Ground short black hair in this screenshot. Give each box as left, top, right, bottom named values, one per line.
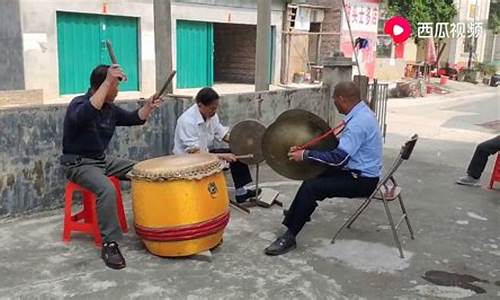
left=333, top=81, right=361, bottom=102
left=195, top=87, right=219, bottom=105
left=90, top=64, right=110, bottom=91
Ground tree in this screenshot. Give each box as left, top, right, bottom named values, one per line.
left=386, top=0, right=457, bottom=43
left=488, top=0, right=500, bottom=34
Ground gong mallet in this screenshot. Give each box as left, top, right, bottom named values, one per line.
left=235, top=154, right=254, bottom=160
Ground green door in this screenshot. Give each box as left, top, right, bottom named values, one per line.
left=269, top=26, right=275, bottom=84
left=100, top=15, right=139, bottom=91
left=176, top=20, right=214, bottom=88
left=57, top=12, right=139, bottom=94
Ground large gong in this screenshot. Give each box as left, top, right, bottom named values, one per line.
left=229, top=119, right=266, bottom=165
left=262, top=109, right=338, bottom=180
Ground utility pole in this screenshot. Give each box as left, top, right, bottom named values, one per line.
left=154, top=0, right=173, bottom=93
left=467, top=2, right=478, bottom=69
left=255, top=0, right=271, bottom=91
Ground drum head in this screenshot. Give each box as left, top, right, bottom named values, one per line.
left=128, top=153, right=225, bottom=181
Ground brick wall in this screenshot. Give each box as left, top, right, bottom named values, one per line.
left=214, top=23, right=257, bottom=84
left=307, top=0, right=342, bottom=59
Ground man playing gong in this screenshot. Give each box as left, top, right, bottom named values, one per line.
left=173, top=87, right=260, bottom=203
left=265, top=81, right=383, bottom=256
left=61, top=64, right=162, bottom=269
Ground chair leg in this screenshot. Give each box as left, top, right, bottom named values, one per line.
left=346, top=197, right=373, bottom=229
left=397, top=194, right=415, bottom=240
left=331, top=198, right=372, bottom=244
left=381, top=197, right=405, bottom=258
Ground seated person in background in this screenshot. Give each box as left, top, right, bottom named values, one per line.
left=264, top=81, right=383, bottom=256
left=456, top=135, right=500, bottom=186
left=173, top=87, right=260, bottom=203
left=61, top=64, right=161, bottom=269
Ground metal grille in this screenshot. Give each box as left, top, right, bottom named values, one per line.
left=368, top=80, right=389, bottom=142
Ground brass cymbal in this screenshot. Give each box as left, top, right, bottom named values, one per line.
left=262, top=110, right=338, bottom=180
left=229, top=119, right=266, bottom=165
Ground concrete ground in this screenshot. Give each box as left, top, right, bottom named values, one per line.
left=0, top=87, right=499, bottom=299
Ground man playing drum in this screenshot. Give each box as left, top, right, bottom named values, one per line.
left=264, top=81, right=383, bottom=256
left=60, top=64, right=161, bottom=269
left=173, top=87, right=260, bottom=203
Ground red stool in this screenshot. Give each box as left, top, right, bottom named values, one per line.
left=488, top=154, right=500, bottom=189
left=62, top=176, right=128, bottom=246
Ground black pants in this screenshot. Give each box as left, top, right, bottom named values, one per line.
left=210, top=149, right=253, bottom=189
left=467, top=136, right=500, bottom=179
left=283, top=168, right=379, bottom=236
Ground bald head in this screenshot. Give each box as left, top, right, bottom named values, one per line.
left=333, top=81, right=361, bottom=103
left=332, top=81, right=362, bottom=115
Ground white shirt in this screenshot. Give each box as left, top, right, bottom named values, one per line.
left=173, top=104, right=229, bottom=154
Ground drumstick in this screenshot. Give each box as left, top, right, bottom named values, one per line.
left=105, top=40, right=123, bottom=81
left=105, top=40, right=118, bottom=64
left=156, top=70, right=177, bottom=99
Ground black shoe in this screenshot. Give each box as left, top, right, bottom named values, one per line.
left=101, top=241, right=126, bottom=270
left=235, top=188, right=262, bottom=204
left=264, top=234, right=297, bottom=256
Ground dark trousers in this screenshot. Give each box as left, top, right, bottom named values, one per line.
left=61, top=155, right=135, bottom=243
left=283, top=168, right=379, bottom=236
left=467, top=136, right=500, bottom=179
left=210, top=149, right=253, bottom=189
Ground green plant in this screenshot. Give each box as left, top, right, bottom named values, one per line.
left=464, top=69, right=478, bottom=84
left=476, top=62, right=497, bottom=76
left=488, top=0, right=500, bottom=34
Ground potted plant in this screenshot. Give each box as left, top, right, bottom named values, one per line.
left=475, top=62, right=497, bottom=84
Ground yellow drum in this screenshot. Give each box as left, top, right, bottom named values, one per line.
left=128, top=153, right=230, bottom=257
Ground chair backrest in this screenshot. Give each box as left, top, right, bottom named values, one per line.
left=378, top=134, right=419, bottom=186
left=401, top=134, right=419, bottom=160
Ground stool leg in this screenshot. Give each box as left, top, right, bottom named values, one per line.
left=62, top=185, right=74, bottom=243
left=489, top=155, right=500, bottom=189
left=87, top=194, right=102, bottom=247
left=110, top=177, right=128, bottom=233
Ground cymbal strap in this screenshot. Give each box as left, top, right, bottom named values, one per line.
left=298, top=121, right=346, bottom=150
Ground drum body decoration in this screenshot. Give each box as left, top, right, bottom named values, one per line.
left=128, top=153, right=230, bottom=257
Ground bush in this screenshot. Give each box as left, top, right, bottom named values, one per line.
left=475, top=62, right=497, bottom=76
